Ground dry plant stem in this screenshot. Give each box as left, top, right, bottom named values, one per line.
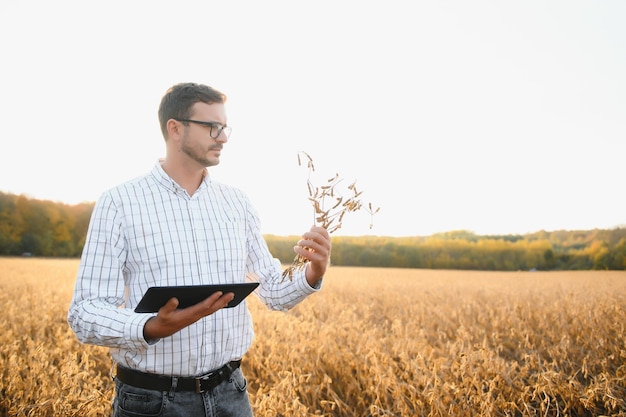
left=282, top=152, right=379, bottom=281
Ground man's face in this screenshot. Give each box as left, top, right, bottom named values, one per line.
left=179, top=102, right=229, bottom=168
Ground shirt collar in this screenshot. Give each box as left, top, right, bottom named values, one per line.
left=151, top=160, right=211, bottom=197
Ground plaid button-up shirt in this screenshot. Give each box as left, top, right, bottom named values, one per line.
left=68, top=161, right=319, bottom=376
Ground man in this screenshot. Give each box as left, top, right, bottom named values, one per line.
left=67, top=82, right=331, bottom=417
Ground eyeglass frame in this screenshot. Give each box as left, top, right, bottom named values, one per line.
left=174, top=118, right=232, bottom=139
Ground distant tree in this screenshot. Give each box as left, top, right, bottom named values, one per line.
left=0, top=194, right=23, bottom=254
left=543, top=249, right=555, bottom=269
left=609, top=238, right=626, bottom=270
left=589, top=241, right=610, bottom=270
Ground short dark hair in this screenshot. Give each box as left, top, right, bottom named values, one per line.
left=158, top=82, right=227, bottom=139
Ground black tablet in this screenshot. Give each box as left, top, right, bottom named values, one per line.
left=134, top=282, right=260, bottom=313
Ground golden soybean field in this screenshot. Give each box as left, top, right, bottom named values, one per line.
left=1, top=258, right=625, bottom=417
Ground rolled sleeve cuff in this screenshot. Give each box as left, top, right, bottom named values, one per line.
left=294, top=268, right=323, bottom=293
left=124, top=313, right=159, bottom=349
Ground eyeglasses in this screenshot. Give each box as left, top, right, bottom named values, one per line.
left=175, top=119, right=232, bottom=139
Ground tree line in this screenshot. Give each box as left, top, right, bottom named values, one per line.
left=267, top=230, right=626, bottom=271
left=1, top=192, right=624, bottom=270
left=0, top=192, right=93, bottom=257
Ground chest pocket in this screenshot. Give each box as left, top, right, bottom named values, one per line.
left=196, top=219, right=247, bottom=279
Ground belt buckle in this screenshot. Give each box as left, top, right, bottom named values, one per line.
left=195, top=371, right=216, bottom=394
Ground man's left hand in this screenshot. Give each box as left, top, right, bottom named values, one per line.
left=294, top=226, right=331, bottom=287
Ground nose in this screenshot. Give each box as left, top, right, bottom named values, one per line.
left=215, top=131, right=228, bottom=143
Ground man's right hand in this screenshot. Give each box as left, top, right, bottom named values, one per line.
left=143, top=291, right=235, bottom=340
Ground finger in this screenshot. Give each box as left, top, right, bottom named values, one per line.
left=161, top=297, right=179, bottom=312
left=294, top=244, right=328, bottom=262
left=296, top=237, right=316, bottom=250
left=298, top=235, right=330, bottom=253
left=194, top=291, right=235, bottom=313
left=309, top=225, right=330, bottom=239
left=218, top=292, right=236, bottom=308
left=196, top=291, right=224, bottom=309
left=303, top=229, right=324, bottom=239
left=299, top=232, right=322, bottom=246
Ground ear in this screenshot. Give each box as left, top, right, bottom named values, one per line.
left=166, top=119, right=182, bottom=141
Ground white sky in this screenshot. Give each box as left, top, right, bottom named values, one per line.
left=1, top=1, right=625, bottom=237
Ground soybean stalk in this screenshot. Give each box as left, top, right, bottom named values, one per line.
left=282, top=152, right=380, bottom=280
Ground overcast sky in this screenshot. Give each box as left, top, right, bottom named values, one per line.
left=1, top=0, right=624, bottom=237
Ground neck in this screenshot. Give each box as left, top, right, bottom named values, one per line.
left=161, top=159, right=206, bottom=196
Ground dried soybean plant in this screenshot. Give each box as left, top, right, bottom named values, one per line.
left=282, top=152, right=380, bottom=280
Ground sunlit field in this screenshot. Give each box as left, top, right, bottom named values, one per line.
left=1, top=257, right=625, bottom=416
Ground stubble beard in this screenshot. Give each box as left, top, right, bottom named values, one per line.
left=181, top=136, right=219, bottom=168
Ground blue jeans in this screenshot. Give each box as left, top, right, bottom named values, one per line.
left=112, top=368, right=253, bottom=417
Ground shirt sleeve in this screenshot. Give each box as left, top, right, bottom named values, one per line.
left=243, top=195, right=322, bottom=311
left=67, top=191, right=153, bottom=349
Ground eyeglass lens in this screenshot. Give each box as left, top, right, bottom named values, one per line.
left=212, top=124, right=232, bottom=139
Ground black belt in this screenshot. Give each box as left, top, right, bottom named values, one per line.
left=116, top=360, right=241, bottom=394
